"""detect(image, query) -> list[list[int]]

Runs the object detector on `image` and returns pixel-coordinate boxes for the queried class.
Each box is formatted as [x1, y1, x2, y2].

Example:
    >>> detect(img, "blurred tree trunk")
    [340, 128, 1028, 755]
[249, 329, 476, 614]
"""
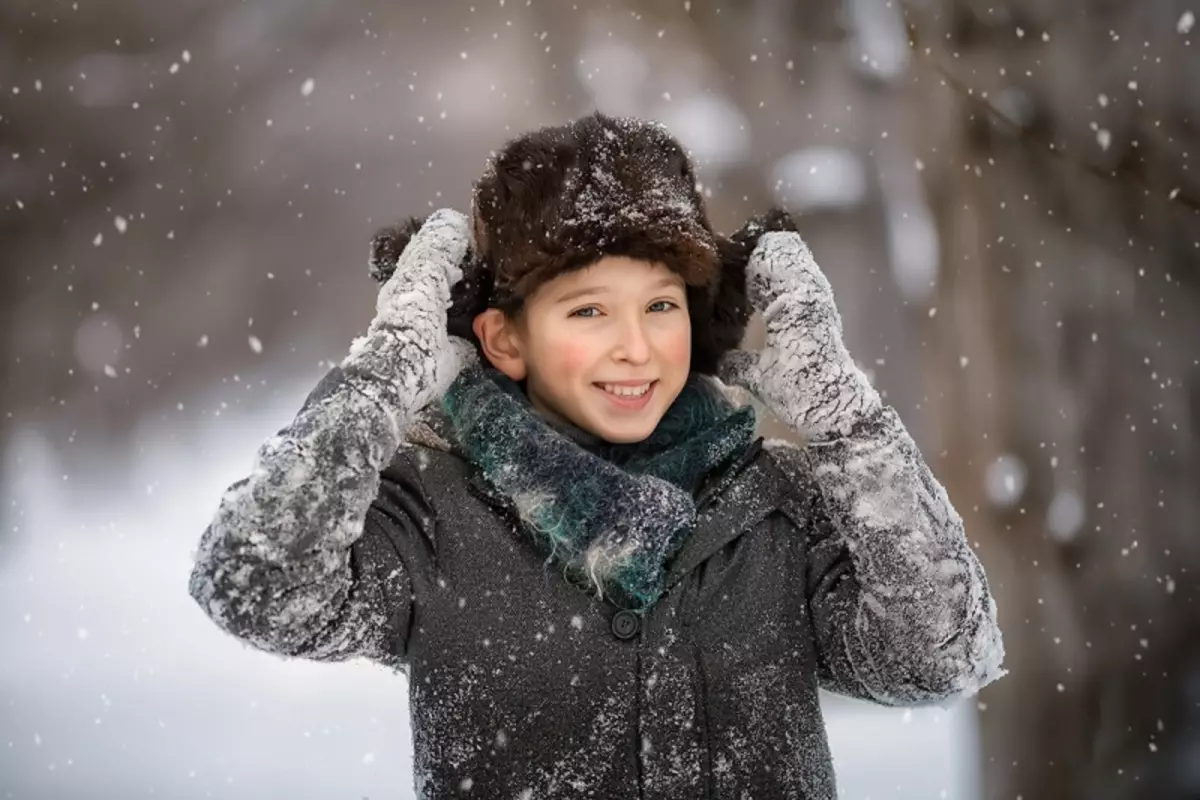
[915, 0, 1200, 797]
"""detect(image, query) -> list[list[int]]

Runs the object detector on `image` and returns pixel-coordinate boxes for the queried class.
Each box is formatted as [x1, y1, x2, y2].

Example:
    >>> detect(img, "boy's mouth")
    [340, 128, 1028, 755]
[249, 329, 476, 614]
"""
[593, 380, 658, 411]
[595, 380, 656, 398]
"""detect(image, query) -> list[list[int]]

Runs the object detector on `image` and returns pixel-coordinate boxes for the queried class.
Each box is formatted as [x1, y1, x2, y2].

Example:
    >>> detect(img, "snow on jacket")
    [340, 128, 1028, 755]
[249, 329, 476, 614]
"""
[188, 211, 1005, 799]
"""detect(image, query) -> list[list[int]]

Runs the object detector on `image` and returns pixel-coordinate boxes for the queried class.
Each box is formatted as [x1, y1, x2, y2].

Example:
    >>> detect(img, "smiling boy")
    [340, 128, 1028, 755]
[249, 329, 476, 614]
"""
[189, 112, 1005, 798]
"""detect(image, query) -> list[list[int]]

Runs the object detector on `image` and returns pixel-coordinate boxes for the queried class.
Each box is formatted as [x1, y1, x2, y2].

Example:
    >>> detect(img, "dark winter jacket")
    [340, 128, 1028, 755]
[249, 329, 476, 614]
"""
[189, 361, 1005, 799]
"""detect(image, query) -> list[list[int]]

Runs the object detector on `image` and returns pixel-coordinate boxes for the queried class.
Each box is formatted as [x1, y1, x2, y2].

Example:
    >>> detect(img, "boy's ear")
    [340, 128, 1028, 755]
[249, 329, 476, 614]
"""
[472, 309, 528, 381]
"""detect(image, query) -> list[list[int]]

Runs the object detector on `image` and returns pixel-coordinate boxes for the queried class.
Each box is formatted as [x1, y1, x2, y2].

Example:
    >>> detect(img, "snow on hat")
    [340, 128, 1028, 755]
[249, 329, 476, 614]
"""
[370, 111, 797, 375]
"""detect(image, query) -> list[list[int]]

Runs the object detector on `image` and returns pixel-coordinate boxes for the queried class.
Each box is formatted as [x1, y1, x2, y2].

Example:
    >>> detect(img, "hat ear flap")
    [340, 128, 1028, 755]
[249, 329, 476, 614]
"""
[709, 233, 754, 351]
[446, 252, 494, 343]
[716, 206, 799, 300]
[741, 206, 799, 239]
[369, 216, 427, 283]
[691, 207, 799, 374]
[367, 213, 488, 347]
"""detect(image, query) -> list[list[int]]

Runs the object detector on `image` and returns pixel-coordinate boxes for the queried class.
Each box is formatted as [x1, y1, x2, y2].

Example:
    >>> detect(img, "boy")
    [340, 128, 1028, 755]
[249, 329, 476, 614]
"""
[190, 112, 1005, 798]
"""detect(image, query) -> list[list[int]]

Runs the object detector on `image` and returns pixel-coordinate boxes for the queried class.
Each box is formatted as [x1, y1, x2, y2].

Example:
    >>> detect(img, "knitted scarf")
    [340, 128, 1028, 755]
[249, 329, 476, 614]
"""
[441, 365, 757, 612]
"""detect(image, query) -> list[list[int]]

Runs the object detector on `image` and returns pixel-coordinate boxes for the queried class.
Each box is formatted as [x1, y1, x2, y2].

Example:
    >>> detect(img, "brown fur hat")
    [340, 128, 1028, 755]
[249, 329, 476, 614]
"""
[369, 112, 797, 375]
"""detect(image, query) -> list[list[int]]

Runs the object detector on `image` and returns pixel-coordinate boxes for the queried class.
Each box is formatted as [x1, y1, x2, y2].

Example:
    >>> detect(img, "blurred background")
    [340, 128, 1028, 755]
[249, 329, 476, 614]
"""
[1, 0, 1197, 797]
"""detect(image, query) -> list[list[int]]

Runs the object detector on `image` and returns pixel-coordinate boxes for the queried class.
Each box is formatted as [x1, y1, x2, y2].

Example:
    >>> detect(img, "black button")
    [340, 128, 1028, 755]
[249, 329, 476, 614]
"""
[611, 610, 640, 640]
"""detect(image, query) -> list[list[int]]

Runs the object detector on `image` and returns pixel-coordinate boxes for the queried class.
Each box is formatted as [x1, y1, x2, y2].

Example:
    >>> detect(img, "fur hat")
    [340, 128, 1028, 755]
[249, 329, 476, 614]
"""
[369, 111, 797, 375]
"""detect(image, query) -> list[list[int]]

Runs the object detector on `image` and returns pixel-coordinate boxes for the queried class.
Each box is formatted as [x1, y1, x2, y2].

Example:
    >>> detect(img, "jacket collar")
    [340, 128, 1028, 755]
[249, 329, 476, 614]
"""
[662, 437, 775, 592]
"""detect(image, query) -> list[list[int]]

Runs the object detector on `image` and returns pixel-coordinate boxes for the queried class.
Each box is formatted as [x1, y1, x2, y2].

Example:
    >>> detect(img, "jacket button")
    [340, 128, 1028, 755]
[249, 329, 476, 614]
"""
[611, 610, 640, 640]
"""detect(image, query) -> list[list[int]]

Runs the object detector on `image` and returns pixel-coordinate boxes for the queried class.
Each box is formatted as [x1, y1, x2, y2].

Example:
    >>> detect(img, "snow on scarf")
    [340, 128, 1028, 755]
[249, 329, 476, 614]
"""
[441, 365, 757, 612]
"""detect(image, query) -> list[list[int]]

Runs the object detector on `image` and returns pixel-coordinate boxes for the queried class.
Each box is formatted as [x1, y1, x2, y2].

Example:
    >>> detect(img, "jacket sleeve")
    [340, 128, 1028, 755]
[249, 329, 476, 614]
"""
[771, 404, 1006, 706]
[188, 366, 417, 665]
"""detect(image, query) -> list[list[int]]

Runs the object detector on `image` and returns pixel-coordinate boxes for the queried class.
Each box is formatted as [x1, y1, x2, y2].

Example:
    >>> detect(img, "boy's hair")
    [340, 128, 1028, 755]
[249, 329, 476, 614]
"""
[369, 112, 797, 375]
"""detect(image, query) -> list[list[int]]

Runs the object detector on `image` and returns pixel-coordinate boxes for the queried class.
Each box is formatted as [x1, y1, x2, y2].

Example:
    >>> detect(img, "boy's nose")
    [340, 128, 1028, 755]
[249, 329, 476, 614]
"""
[613, 319, 652, 364]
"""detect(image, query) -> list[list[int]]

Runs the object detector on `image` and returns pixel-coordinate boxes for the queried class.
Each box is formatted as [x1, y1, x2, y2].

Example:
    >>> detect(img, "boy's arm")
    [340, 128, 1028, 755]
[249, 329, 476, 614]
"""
[188, 209, 473, 663]
[769, 416, 1004, 705]
[721, 225, 1005, 704]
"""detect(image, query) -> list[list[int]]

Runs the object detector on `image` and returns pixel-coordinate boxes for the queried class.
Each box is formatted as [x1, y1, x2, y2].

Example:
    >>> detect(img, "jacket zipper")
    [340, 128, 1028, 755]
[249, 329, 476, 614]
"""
[692, 644, 717, 799]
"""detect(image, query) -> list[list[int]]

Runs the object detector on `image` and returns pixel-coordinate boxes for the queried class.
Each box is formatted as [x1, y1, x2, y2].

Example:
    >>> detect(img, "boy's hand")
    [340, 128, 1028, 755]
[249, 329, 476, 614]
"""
[372, 208, 469, 330]
[343, 208, 477, 416]
[717, 231, 880, 441]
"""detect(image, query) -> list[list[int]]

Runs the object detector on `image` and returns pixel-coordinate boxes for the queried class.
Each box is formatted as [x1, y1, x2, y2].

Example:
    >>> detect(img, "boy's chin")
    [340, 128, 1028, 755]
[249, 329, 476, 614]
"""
[584, 414, 661, 445]
[596, 429, 653, 445]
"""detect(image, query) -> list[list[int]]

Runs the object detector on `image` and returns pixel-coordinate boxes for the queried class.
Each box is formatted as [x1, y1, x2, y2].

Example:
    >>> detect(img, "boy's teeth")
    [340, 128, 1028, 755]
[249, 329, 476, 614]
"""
[602, 382, 651, 397]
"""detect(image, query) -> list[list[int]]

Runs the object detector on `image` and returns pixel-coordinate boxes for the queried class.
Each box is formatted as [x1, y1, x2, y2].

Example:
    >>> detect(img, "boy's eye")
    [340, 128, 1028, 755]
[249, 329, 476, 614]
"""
[568, 300, 679, 318]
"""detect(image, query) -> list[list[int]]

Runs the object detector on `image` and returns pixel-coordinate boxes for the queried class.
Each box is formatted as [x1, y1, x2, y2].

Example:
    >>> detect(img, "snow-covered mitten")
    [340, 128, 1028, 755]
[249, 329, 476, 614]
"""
[342, 208, 478, 432]
[720, 231, 1007, 703]
[717, 231, 880, 442]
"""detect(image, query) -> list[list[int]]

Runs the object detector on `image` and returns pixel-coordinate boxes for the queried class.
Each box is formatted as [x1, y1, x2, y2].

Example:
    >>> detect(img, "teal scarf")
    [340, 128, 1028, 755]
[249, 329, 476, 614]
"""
[441, 365, 757, 612]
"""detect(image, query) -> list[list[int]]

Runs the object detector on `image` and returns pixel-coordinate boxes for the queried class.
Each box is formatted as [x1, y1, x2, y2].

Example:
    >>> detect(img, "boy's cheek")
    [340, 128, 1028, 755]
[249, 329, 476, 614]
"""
[545, 338, 596, 379]
[663, 329, 692, 370]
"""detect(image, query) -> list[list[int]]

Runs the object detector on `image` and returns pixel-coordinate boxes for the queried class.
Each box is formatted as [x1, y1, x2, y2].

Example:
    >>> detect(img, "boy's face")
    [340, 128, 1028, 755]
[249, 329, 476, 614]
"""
[478, 256, 692, 444]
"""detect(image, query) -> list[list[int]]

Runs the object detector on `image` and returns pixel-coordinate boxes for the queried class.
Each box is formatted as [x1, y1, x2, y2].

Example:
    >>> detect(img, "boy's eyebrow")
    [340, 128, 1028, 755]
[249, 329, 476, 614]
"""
[553, 276, 684, 305]
[554, 285, 609, 304]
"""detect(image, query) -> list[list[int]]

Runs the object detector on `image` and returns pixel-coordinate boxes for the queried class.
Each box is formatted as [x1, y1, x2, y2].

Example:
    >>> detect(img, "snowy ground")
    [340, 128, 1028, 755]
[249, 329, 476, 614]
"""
[0, 383, 979, 799]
